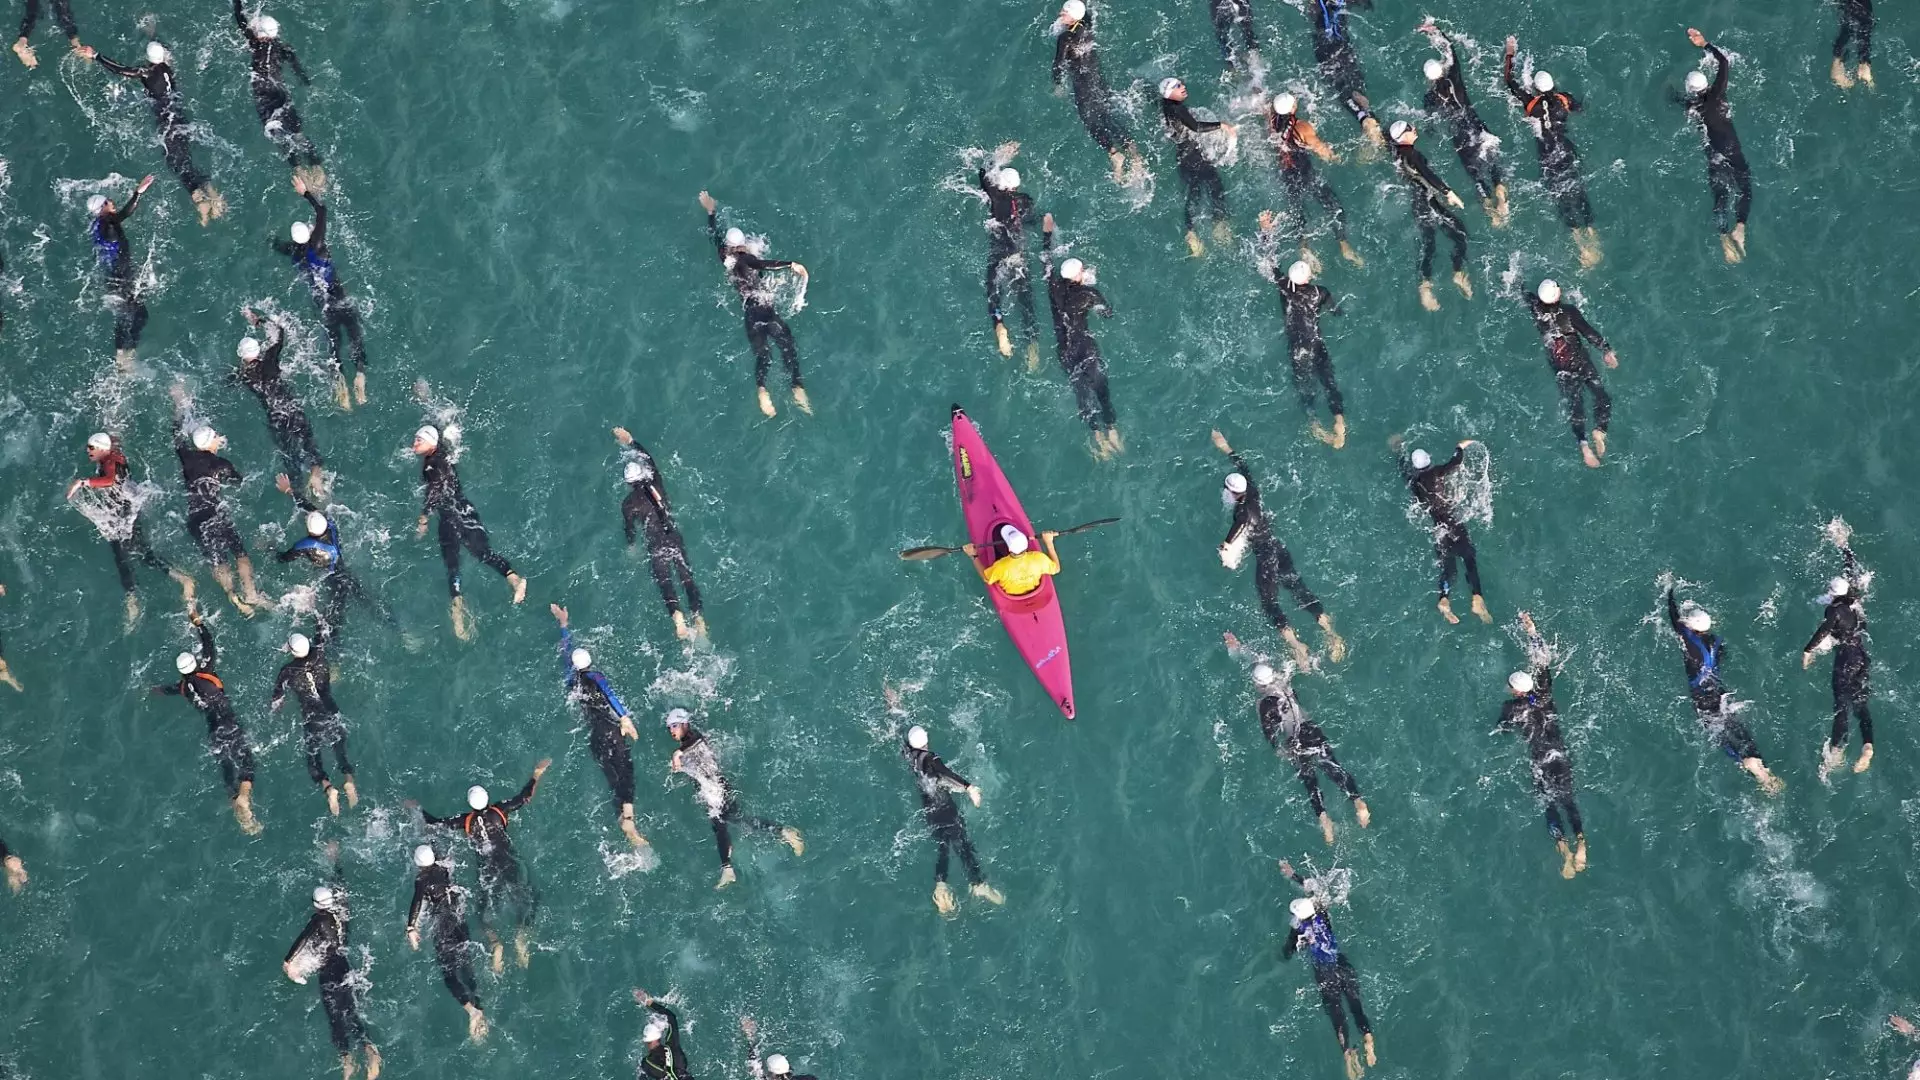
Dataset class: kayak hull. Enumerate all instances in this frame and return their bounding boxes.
[950,406,1075,720]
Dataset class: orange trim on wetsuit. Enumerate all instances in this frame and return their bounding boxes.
[462,807,508,835]
[1524,93,1572,117]
[191,671,224,691]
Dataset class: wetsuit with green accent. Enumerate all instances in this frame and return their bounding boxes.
[641,1001,695,1080]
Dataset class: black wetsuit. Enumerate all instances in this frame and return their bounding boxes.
[174,422,246,565]
[273,191,367,380]
[979,167,1038,351]
[1806,547,1871,750]
[675,725,786,869]
[1207,0,1256,70]
[233,322,324,479]
[1504,59,1590,229]
[419,448,514,599]
[1404,448,1481,602]
[1053,8,1131,158]
[1303,0,1375,130]
[1390,140,1467,280]
[17,0,79,48]
[640,1001,694,1080]
[1498,635,1582,842]
[407,861,480,1009]
[1283,904,1371,1052]
[907,743,984,887]
[1260,683,1361,820]
[1686,44,1751,236]
[1424,35,1503,200]
[423,773,540,939]
[272,645,351,790]
[1525,296,1612,443]
[94,52,211,196]
[621,444,702,622]
[1223,451,1327,633]
[1270,114,1349,251]
[1042,228,1117,434]
[285,899,373,1057]
[1161,98,1228,233]
[89,188,147,353]
[153,622,256,797]
[233,0,318,168]
[1833,0,1873,66]
[1667,590,1763,762]
[560,627,636,813]
[78,446,176,593]
[706,211,802,393]
[278,493,386,646]
[1270,277,1342,421]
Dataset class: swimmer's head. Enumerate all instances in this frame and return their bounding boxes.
[413,844,436,868]
[287,632,311,658]
[467,785,489,810]
[146,41,170,65]
[571,648,593,672]
[1251,662,1277,688]
[1684,609,1712,633]
[624,460,649,484]
[290,220,312,245]
[1224,472,1248,497]
[766,1055,792,1077]
[253,15,280,39]
[665,707,691,733]
[1423,58,1445,82]
[191,426,222,453]
[1060,0,1086,23]
[1685,70,1708,95]
[907,725,929,750]
[1389,120,1416,145]
[1537,279,1561,305]
[312,885,337,909]
[1409,449,1432,470]
[1508,671,1535,695]
[1287,260,1312,286]
[305,512,329,538]
[175,651,198,675]
[1000,523,1031,554]
[724,226,747,248]
[1829,576,1851,598]
[1533,70,1555,93]
[413,425,441,454]
[992,167,1021,191]
[1272,92,1298,116]
[86,194,108,216]
[643,1022,667,1045]
[1159,77,1186,101]
[1289,897,1317,924]
[1058,257,1085,282]
[237,336,262,360]
[87,432,113,454]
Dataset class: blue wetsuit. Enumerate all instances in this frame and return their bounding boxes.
[1282,897,1372,1051]
[560,626,636,810]
[1668,590,1762,762]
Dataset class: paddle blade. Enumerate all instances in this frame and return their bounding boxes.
[899,545,962,561]
[1058,516,1121,536]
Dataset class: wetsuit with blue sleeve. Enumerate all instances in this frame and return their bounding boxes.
[1667,589,1762,761]
[278,492,386,645]
[561,627,637,811]
[89,187,148,352]
[1303,0,1375,129]
[272,191,366,379]
[1282,899,1372,1051]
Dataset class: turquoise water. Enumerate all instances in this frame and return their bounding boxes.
[3,0,1920,1077]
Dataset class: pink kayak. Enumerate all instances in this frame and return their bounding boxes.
[949,405,1075,719]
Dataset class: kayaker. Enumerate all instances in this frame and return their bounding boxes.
[963,524,1060,598]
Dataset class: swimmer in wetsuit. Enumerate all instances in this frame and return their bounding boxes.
[271,630,356,815]
[1417,20,1508,226]
[1279,863,1377,1079]
[1503,37,1600,268]
[740,1016,816,1080]
[1248,247,1348,447]
[418,760,549,974]
[283,854,382,1080]
[1499,611,1587,878]
[275,475,389,647]
[169,384,268,616]
[1051,0,1147,185]
[612,427,706,641]
[1386,121,1472,312]
[232,1,323,189]
[1681,29,1751,263]
[1041,214,1124,458]
[964,523,1061,598]
[235,308,325,497]
[1393,438,1489,624]
[1804,521,1873,777]
[1299,0,1382,146]
[1159,78,1237,257]
[904,724,1004,914]
[85,173,153,368]
[1203,0,1258,73]
[1266,94,1362,271]
[274,177,365,407]
[552,604,651,850]
[1214,433,1346,662]
[0,832,24,892]
[65,431,197,623]
[1666,585,1783,794]
[665,708,804,889]
[977,142,1041,366]
[634,990,697,1080]
[412,424,528,641]
[1831,0,1873,88]
[13,0,90,67]
[698,191,811,418]
[152,609,262,833]
[1228,634,1370,844]
[91,41,224,224]
[1524,279,1618,467]
[405,845,488,1041]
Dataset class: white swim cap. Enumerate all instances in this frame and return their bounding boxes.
[766,1055,791,1076]
[288,632,311,658]
[467,785,489,810]
[1410,449,1432,470]
[1001,524,1031,554]
[1533,70,1554,93]
[191,427,219,452]
[907,725,929,750]
[87,432,113,452]
[253,15,280,38]
[665,707,691,728]
[412,844,436,868]
[1685,70,1709,94]
[175,651,198,674]
[571,647,593,671]
[86,194,107,216]
[1829,576,1851,597]
[1224,472,1248,495]
[1059,257,1084,282]
[624,461,647,483]
[1251,662,1277,688]
[1684,609,1712,633]
[1537,279,1561,305]
[644,1022,667,1044]
[1287,260,1311,286]
[312,885,335,908]
[1508,671,1534,694]
[724,227,746,248]
[1388,120,1413,143]
[414,425,441,450]
[237,337,262,360]
[146,41,169,65]
[1159,77,1183,99]
[994,167,1021,191]
[1424,58,1445,81]
[290,221,312,245]
[1289,897,1317,923]
[305,511,328,538]
[1061,0,1086,20]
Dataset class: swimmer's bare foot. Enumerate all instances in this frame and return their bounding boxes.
[1419,279,1440,311]
[508,572,528,604]
[1471,594,1492,623]
[933,880,956,915]
[1438,597,1459,624]
[757,386,775,417]
[782,826,805,856]
[1855,743,1875,772]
